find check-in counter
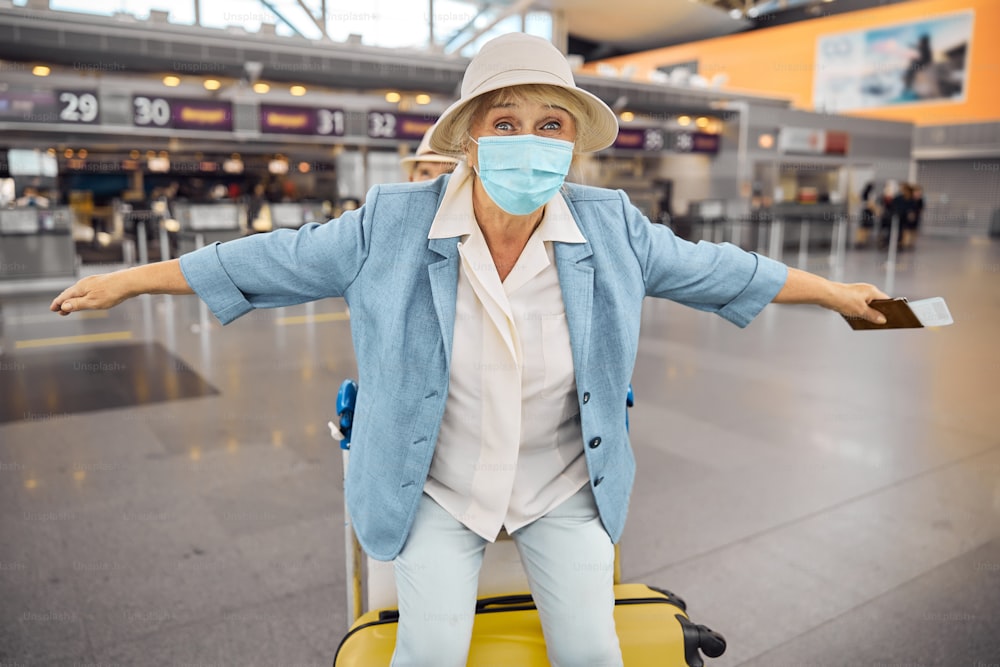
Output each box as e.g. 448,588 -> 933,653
269,201 -> 327,229
175,203 -> 244,256
0,207 -> 76,282
765,203 -> 850,269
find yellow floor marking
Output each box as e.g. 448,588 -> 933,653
15,331 -> 133,349
276,312 -> 350,325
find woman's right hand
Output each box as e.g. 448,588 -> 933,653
51,272 -> 134,316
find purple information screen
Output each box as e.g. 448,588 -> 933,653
612,128 -> 665,151
260,105 -> 345,136
132,96 -> 232,131
0,89 -> 100,124
367,111 -> 438,140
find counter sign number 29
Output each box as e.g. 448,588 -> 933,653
58,91 -> 100,124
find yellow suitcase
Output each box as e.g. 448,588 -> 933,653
333,582 -> 726,666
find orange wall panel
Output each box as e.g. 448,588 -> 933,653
584,0 -> 999,125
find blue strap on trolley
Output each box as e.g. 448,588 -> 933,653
333,379 -> 358,449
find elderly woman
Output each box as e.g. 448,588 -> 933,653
401,126 -> 460,182
52,32 -> 887,667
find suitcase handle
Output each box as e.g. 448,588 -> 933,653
475,593 -> 536,611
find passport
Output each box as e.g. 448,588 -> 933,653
844,297 -> 953,330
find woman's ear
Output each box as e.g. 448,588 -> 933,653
462,136 -> 477,172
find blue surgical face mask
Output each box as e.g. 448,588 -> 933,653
470,134 -> 573,216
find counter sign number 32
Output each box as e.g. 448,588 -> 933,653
367,111 -> 397,138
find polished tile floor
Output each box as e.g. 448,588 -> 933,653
1,236 -> 998,666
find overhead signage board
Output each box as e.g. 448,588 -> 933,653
611,128 -> 718,154
613,128 -> 665,151
132,96 -> 233,131
260,104 -> 346,136
672,131 -> 720,155
0,89 -> 100,124
367,111 -> 438,140
778,127 -> 850,155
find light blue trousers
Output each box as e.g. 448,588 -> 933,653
390,486 -> 623,667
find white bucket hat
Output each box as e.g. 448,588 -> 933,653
400,127 -> 460,176
429,32 -> 619,156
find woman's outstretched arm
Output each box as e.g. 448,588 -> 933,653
50,259 -> 193,316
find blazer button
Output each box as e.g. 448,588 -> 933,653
582,392 -> 591,404
593,476 -> 604,487
588,437 -> 601,449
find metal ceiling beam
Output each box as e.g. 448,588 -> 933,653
293,0 -> 329,40
447,0 -> 536,54
258,0 -> 309,39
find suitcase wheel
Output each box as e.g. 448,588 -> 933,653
697,625 -> 726,658
677,614 -> 727,666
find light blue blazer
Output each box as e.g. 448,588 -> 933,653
179,177 -> 788,561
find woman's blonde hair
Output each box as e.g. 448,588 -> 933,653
450,84 -> 602,155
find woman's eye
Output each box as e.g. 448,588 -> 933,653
494,121 -> 513,132
542,121 -> 561,131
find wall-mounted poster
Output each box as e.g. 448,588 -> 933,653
813,11 -> 973,112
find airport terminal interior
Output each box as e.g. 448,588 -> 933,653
1,0 -> 999,665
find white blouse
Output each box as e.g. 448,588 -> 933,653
423,162 -> 590,540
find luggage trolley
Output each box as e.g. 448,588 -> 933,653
330,379 -> 727,666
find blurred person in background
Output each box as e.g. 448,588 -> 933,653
246,183 -> 271,233
401,127 -> 460,182
903,183 -> 924,250
15,186 -> 50,208
50,33 -> 890,667
878,179 -> 901,250
856,181 -> 877,248
0,178 -> 15,207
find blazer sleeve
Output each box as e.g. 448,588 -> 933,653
620,190 -> 788,327
178,186 -> 379,325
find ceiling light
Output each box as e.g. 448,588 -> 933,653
253,82 -> 270,94
64,149 -> 74,158
678,115 -> 691,126
129,150 -> 140,159
696,116 -> 710,128
385,91 -> 401,103
620,111 -> 634,122
290,85 -> 307,96
415,94 -> 431,105
32,65 -> 51,77
78,149 -> 88,158
203,79 -> 221,91
163,75 -> 181,87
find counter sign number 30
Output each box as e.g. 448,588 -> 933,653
133,96 -> 172,127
